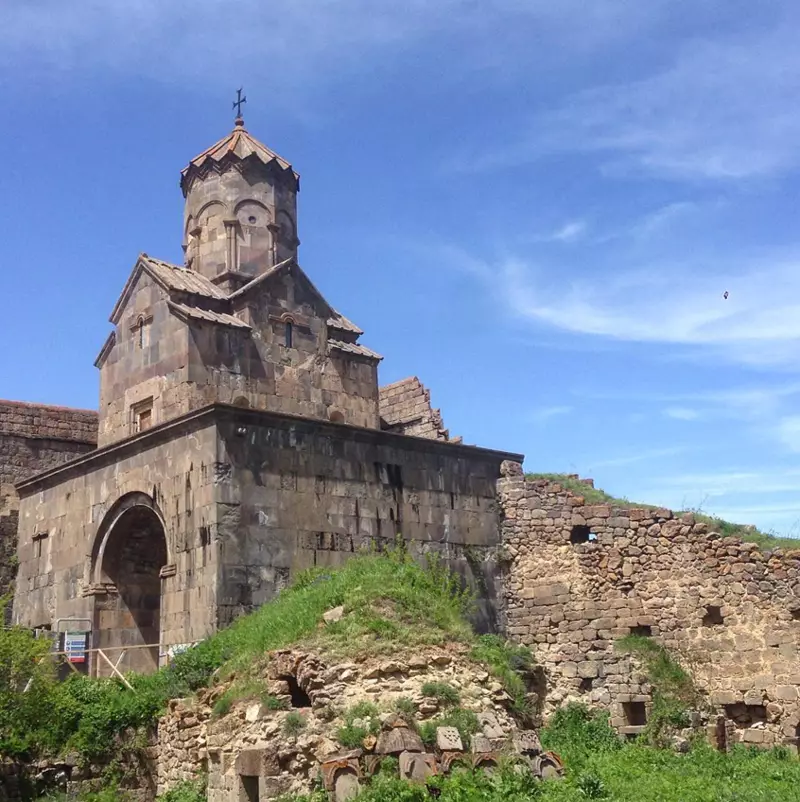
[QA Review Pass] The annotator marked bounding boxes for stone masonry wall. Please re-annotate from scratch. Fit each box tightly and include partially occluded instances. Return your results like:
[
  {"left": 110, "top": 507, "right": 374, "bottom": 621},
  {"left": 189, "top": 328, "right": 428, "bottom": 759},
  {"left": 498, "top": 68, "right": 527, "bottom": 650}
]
[
  {"left": 379, "top": 377, "right": 457, "bottom": 442},
  {"left": 498, "top": 463, "right": 800, "bottom": 748},
  {"left": 0, "top": 401, "right": 97, "bottom": 618},
  {"left": 13, "top": 417, "right": 220, "bottom": 665}
]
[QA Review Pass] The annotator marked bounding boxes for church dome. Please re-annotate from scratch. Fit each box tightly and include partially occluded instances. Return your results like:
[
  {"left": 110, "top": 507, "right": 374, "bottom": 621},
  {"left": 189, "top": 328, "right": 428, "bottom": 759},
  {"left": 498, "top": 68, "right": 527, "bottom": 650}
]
[{"left": 180, "top": 118, "right": 299, "bottom": 197}]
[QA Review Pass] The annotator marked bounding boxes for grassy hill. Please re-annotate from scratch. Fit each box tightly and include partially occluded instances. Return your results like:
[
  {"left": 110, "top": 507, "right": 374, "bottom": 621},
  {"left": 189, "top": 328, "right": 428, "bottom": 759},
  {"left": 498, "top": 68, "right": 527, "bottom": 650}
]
[{"left": 3, "top": 548, "right": 800, "bottom": 802}]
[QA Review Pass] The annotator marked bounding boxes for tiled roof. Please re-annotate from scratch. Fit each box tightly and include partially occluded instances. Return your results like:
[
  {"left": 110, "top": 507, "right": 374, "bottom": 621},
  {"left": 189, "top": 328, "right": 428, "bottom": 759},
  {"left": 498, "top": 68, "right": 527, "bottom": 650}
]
[
  {"left": 168, "top": 301, "right": 251, "bottom": 329},
  {"left": 327, "top": 311, "right": 363, "bottom": 335},
  {"left": 181, "top": 119, "right": 299, "bottom": 193},
  {"left": 328, "top": 339, "right": 382, "bottom": 360},
  {"left": 142, "top": 255, "right": 229, "bottom": 300}
]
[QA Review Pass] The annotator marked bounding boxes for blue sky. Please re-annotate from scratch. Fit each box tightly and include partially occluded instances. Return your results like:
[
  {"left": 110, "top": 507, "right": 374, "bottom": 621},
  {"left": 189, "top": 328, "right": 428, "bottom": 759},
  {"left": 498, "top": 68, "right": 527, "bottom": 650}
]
[{"left": 2, "top": 0, "right": 800, "bottom": 536}]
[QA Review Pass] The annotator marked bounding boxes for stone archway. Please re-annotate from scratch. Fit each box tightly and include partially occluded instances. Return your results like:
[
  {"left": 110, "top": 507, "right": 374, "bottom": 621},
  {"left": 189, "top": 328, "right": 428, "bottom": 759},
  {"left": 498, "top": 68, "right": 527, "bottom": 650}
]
[{"left": 91, "top": 495, "right": 168, "bottom": 675}]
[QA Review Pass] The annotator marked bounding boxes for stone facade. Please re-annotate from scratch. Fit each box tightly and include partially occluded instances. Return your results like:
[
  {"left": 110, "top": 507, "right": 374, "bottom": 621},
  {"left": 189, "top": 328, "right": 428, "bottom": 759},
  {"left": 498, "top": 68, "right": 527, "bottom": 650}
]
[
  {"left": 0, "top": 401, "right": 97, "bottom": 618},
  {"left": 498, "top": 464, "right": 800, "bottom": 748},
  {"left": 13, "top": 404, "right": 518, "bottom": 674}
]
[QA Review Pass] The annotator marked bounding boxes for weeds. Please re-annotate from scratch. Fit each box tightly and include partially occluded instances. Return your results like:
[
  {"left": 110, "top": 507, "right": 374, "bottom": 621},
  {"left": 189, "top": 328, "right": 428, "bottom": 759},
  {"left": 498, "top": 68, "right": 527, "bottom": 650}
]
[
  {"left": 420, "top": 681, "right": 460, "bottom": 706},
  {"left": 337, "top": 701, "right": 380, "bottom": 748},
  {"left": 470, "top": 634, "right": 536, "bottom": 716},
  {"left": 283, "top": 711, "right": 307, "bottom": 737},
  {"left": 615, "top": 635, "right": 703, "bottom": 745}
]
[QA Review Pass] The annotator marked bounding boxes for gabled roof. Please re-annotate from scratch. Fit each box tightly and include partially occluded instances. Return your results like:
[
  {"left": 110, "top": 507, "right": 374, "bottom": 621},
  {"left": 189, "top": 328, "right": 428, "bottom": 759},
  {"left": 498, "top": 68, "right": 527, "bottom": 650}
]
[
  {"left": 328, "top": 339, "right": 382, "bottom": 361},
  {"left": 167, "top": 301, "right": 251, "bottom": 330},
  {"left": 109, "top": 254, "right": 227, "bottom": 324},
  {"left": 181, "top": 119, "right": 299, "bottom": 195},
  {"left": 327, "top": 311, "right": 363, "bottom": 335}
]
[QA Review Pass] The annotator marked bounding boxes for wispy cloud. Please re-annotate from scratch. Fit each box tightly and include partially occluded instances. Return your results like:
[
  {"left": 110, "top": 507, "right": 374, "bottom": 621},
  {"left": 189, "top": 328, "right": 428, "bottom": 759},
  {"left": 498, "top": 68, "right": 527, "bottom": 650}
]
[
  {"left": 549, "top": 221, "right": 587, "bottom": 243},
  {"left": 456, "top": 12, "right": 800, "bottom": 180},
  {"left": 530, "top": 405, "right": 572, "bottom": 422},
  {"left": 0, "top": 0, "right": 681, "bottom": 92},
  {"left": 664, "top": 407, "right": 700, "bottom": 421},
  {"left": 494, "top": 252, "right": 800, "bottom": 368},
  {"left": 775, "top": 417, "right": 800, "bottom": 453},
  {"left": 588, "top": 446, "right": 686, "bottom": 470}
]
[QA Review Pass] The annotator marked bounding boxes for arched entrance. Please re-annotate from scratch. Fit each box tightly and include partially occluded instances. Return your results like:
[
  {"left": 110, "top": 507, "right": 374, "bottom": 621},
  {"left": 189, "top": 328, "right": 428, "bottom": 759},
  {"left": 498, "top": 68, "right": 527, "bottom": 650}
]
[{"left": 91, "top": 495, "right": 168, "bottom": 675}]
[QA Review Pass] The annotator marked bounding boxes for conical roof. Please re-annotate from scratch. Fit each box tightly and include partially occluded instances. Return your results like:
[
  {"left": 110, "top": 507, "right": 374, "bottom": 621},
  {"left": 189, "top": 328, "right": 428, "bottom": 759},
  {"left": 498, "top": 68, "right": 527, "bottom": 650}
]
[{"left": 180, "top": 118, "right": 299, "bottom": 195}]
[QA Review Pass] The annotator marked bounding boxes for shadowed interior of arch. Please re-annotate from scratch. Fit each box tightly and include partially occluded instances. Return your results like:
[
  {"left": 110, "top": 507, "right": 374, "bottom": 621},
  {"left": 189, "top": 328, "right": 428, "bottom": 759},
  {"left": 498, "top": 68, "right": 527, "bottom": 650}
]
[{"left": 94, "top": 505, "right": 167, "bottom": 675}]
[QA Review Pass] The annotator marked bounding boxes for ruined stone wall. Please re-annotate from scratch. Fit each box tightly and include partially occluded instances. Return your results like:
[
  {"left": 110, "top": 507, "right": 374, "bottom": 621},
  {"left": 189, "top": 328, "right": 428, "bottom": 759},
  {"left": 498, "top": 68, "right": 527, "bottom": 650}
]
[
  {"left": 499, "top": 464, "right": 800, "bottom": 747},
  {"left": 0, "top": 400, "right": 97, "bottom": 618},
  {"left": 379, "top": 377, "right": 455, "bottom": 441},
  {"left": 158, "top": 645, "right": 544, "bottom": 800}
]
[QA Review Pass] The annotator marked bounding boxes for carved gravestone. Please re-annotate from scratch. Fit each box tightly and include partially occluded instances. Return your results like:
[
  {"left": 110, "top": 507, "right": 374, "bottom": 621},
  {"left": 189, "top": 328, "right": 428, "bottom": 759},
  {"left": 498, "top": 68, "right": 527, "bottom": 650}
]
[
  {"left": 470, "top": 734, "right": 493, "bottom": 754},
  {"left": 399, "top": 750, "right": 438, "bottom": 783},
  {"left": 513, "top": 730, "right": 542, "bottom": 755},
  {"left": 478, "top": 710, "right": 505, "bottom": 740},
  {"left": 436, "top": 726, "right": 463, "bottom": 752},
  {"left": 333, "top": 768, "right": 360, "bottom": 802},
  {"left": 376, "top": 726, "right": 424, "bottom": 755}
]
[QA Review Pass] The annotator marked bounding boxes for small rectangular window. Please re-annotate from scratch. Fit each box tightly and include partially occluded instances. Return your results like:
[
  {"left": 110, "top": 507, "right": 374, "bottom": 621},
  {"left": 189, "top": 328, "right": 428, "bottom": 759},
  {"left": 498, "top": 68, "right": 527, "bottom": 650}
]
[
  {"left": 131, "top": 398, "right": 154, "bottom": 434},
  {"left": 623, "top": 701, "right": 647, "bottom": 726},
  {"left": 33, "top": 531, "right": 49, "bottom": 560},
  {"left": 285, "top": 321, "right": 293, "bottom": 348}
]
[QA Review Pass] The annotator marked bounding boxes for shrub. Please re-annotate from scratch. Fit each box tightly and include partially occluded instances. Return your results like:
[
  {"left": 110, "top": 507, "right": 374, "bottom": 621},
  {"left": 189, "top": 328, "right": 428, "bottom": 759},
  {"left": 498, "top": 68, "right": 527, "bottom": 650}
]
[
  {"left": 420, "top": 681, "right": 460, "bottom": 706},
  {"left": 540, "top": 703, "right": 621, "bottom": 773},
  {"left": 394, "top": 696, "right": 417, "bottom": 720},
  {"left": 337, "top": 701, "right": 380, "bottom": 748},
  {"left": 469, "top": 634, "right": 536, "bottom": 717},
  {"left": 615, "top": 635, "right": 703, "bottom": 745},
  {"left": 284, "top": 711, "right": 307, "bottom": 737},
  {"left": 157, "top": 775, "right": 207, "bottom": 802}
]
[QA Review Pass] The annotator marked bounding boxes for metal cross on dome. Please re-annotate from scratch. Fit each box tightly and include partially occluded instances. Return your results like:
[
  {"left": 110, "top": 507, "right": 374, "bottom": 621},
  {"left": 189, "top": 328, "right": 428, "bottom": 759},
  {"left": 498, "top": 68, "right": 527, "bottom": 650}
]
[{"left": 232, "top": 87, "right": 247, "bottom": 119}]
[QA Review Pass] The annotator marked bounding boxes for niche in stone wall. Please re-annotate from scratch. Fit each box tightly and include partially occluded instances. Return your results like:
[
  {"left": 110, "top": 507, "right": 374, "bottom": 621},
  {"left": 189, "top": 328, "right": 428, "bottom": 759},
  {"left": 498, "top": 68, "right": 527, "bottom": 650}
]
[
  {"left": 281, "top": 674, "right": 311, "bottom": 708},
  {"left": 240, "top": 775, "right": 259, "bottom": 802},
  {"left": 791, "top": 607, "right": 800, "bottom": 621},
  {"left": 723, "top": 703, "right": 767, "bottom": 727},
  {"left": 622, "top": 701, "right": 647, "bottom": 727},
  {"left": 570, "top": 525, "right": 597, "bottom": 544},
  {"left": 702, "top": 605, "right": 724, "bottom": 627},
  {"left": 629, "top": 624, "right": 652, "bottom": 637}
]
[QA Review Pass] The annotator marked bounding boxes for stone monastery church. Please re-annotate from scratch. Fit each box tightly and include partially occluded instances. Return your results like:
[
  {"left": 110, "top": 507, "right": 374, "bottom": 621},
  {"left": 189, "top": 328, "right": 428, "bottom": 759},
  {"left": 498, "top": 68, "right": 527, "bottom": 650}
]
[
  {"left": 3, "top": 112, "right": 800, "bottom": 750},
  {"left": 1, "top": 113, "right": 520, "bottom": 675}
]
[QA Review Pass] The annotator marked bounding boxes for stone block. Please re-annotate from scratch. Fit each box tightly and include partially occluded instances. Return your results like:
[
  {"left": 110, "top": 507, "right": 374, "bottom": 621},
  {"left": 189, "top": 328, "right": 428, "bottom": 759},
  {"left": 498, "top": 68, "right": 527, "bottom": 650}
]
[{"left": 436, "top": 726, "right": 463, "bottom": 751}]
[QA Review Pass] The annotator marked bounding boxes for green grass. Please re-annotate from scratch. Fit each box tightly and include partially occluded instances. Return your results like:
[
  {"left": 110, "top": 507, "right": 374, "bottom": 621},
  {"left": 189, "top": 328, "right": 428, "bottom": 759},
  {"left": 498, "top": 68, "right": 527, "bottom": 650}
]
[
  {"left": 283, "top": 711, "right": 307, "bottom": 737},
  {"left": 284, "top": 703, "right": 800, "bottom": 800},
  {"left": 2, "top": 547, "right": 536, "bottom": 768},
  {"left": 615, "top": 635, "right": 704, "bottom": 745},
  {"left": 337, "top": 701, "right": 381, "bottom": 748},
  {"left": 525, "top": 473, "right": 800, "bottom": 551},
  {"left": 470, "top": 634, "right": 536, "bottom": 716},
  {"left": 210, "top": 680, "right": 288, "bottom": 718},
  {"left": 420, "top": 681, "right": 460, "bottom": 706}
]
